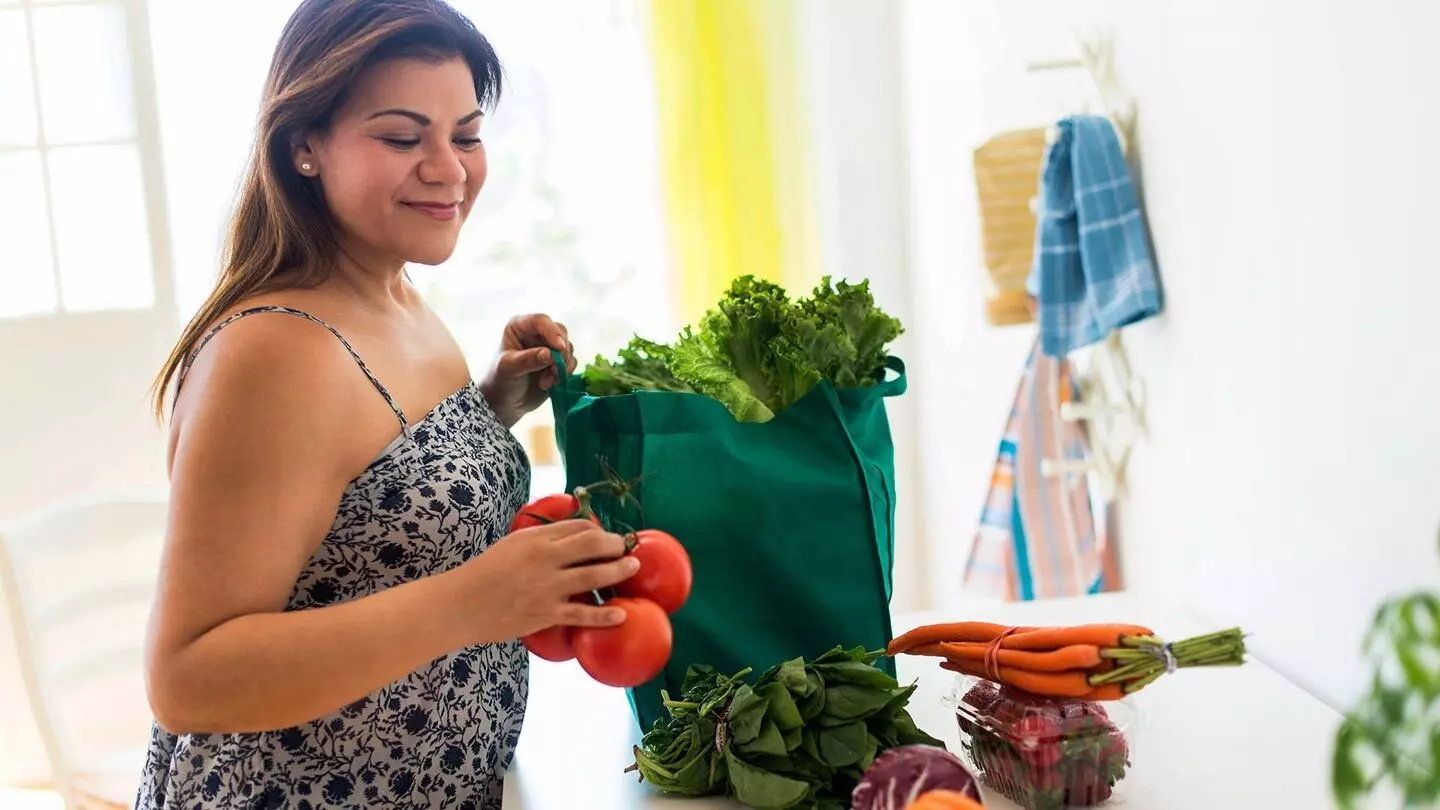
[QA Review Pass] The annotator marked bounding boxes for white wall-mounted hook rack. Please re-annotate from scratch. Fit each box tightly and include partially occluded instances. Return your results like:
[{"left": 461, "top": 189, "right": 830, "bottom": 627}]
[{"left": 1026, "top": 29, "right": 1148, "bottom": 505}]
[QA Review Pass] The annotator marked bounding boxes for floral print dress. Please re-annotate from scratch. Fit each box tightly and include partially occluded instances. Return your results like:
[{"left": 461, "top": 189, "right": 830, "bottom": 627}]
[{"left": 136, "top": 306, "right": 532, "bottom": 810}]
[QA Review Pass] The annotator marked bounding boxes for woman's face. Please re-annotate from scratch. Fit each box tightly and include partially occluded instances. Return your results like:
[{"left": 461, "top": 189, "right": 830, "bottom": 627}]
[{"left": 296, "top": 56, "right": 487, "bottom": 269}]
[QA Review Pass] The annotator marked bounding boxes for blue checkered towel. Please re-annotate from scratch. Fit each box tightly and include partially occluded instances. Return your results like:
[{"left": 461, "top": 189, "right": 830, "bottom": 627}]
[{"left": 1026, "top": 115, "right": 1161, "bottom": 357}]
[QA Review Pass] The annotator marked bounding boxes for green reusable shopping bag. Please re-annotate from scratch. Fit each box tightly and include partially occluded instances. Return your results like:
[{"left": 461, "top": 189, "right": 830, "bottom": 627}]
[{"left": 547, "top": 349, "right": 907, "bottom": 732}]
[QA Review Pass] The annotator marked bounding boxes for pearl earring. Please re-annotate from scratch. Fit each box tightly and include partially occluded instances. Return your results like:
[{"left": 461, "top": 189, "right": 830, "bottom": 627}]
[{"left": 300, "top": 162, "right": 313, "bottom": 173}]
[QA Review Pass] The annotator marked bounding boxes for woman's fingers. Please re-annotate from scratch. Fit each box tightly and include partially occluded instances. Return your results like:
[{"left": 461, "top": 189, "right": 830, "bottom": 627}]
[
  {"left": 554, "top": 322, "right": 577, "bottom": 373},
  {"left": 561, "top": 556, "right": 639, "bottom": 595},
  {"left": 511, "top": 518, "right": 597, "bottom": 541},
  {"left": 552, "top": 527, "right": 627, "bottom": 564},
  {"left": 557, "top": 601, "right": 627, "bottom": 627}
]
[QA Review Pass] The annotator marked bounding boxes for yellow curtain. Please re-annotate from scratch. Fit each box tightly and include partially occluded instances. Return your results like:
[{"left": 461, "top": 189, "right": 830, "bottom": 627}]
[{"left": 645, "top": 0, "right": 819, "bottom": 327}]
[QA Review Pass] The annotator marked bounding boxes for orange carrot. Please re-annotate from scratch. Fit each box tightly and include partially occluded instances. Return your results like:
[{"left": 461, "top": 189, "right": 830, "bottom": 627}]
[
  {"left": 906, "top": 789, "right": 986, "bottom": 810},
  {"left": 939, "top": 661, "right": 1129, "bottom": 702},
  {"left": 938, "top": 660, "right": 1094, "bottom": 698},
  {"left": 995, "top": 623, "right": 1154, "bottom": 652},
  {"left": 936, "top": 641, "right": 1103, "bottom": 672},
  {"left": 886, "top": 621, "right": 1015, "bottom": 655},
  {"left": 1076, "top": 682, "right": 1126, "bottom": 701},
  {"left": 902, "top": 643, "right": 950, "bottom": 658},
  {"left": 890, "top": 622, "right": 1154, "bottom": 657}
]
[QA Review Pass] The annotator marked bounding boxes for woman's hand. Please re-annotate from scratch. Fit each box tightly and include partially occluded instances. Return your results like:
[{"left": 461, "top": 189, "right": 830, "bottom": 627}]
[
  {"left": 478, "top": 313, "right": 578, "bottom": 427},
  {"left": 456, "top": 519, "right": 639, "bottom": 645}
]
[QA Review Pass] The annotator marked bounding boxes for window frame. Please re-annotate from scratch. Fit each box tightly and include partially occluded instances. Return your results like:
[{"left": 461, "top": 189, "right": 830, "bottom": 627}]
[{"left": 0, "top": 0, "right": 176, "bottom": 327}]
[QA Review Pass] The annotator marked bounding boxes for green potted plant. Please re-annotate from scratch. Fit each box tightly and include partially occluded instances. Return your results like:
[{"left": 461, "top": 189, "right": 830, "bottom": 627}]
[{"left": 1332, "top": 528, "right": 1440, "bottom": 808}]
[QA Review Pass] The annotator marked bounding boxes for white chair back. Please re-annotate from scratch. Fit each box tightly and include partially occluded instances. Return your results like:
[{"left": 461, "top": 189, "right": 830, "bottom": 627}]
[{"left": 0, "top": 491, "right": 167, "bottom": 809}]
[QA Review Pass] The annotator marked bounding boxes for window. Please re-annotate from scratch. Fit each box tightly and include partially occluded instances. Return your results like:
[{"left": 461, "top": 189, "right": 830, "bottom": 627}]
[{"left": 0, "top": 0, "right": 166, "bottom": 318}]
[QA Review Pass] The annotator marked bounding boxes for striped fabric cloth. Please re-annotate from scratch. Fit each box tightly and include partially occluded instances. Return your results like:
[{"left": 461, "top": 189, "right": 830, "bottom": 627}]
[
  {"left": 960, "top": 380, "right": 1024, "bottom": 600},
  {"left": 963, "top": 339, "right": 1107, "bottom": 600},
  {"left": 1027, "top": 114, "right": 1161, "bottom": 358}
]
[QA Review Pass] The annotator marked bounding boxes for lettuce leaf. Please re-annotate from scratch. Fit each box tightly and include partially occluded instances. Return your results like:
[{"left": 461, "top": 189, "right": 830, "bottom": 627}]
[
  {"left": 796, "top": 276, "right": 903, "bottom": 389},
  {"left": 578, "top": 274, "right": 902, "bottom": 422},
  {"left": 582, "top": 336, "right": 694, "bottom": 396},
  {"left": 670, "top": 325, "right": 775, "bottom": 422}
]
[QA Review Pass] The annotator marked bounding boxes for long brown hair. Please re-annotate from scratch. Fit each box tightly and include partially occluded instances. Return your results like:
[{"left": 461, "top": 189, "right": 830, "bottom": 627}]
[{"left": 151, "top": 0, "right": 501, "bottom": 419}]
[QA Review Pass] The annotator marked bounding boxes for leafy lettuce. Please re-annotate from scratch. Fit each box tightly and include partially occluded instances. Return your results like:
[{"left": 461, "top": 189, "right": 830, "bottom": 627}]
[{"left": 580, "top": 275, "right": 903, "bottom": 422}]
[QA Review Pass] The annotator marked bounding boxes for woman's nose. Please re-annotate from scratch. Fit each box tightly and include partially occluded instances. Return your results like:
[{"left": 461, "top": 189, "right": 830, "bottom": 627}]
[{"left": 419, "top": 146, "right": 466, "bottom": 187}]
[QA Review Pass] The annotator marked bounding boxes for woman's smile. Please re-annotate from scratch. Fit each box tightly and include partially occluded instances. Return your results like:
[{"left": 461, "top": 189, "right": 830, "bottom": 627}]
[{"left": 401, "top": 200, "right": 461, "bottom": 221}]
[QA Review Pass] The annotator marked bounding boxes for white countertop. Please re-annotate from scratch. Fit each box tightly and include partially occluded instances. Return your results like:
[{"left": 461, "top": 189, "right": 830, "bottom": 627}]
[{"left": 500, "top": 592, "right": 1349, "bottom": 809}]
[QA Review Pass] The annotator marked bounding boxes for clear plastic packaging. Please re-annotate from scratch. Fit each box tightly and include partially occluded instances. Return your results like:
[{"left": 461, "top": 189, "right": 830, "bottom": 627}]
[{"left": 942, "top": 674, "right": 1138, "bottom": 809}]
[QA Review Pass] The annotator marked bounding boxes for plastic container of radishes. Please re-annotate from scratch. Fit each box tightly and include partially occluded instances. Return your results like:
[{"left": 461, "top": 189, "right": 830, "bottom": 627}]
[{"left": 942, "top": 674, "right": 1138, "bottom": 810}]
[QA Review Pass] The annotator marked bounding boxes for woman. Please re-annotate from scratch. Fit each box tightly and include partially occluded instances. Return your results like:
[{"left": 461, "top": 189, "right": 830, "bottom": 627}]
[{"left": 136, "top": 1, "right": 637, "bottom": 807}]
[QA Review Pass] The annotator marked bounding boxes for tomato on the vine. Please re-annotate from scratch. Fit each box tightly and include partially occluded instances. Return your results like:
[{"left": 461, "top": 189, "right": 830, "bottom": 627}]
[
  {"left": 521, "top": 625, "right": 576, "bottom": 662},
  {"left": 509, "top": 493, "right": 600, "bottom": 533},
  {"left": 613, "top": 530, "right": 692, "bottom": 614},
  {"left": 572, "top": 597, "right": 672, "bottom": 688},
  {"left": 521, "top": 592, "right": 600, "bottom": 662}
]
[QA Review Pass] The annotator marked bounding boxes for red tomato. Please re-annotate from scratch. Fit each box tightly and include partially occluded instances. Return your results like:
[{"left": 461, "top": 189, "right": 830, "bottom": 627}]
[
  {"left": 509, "top": 493, "right": 599, "bottom": 533},
  {"left": 521, "top": 593, "right": 600, "bottom": 662},
  {"left": 572, "top": 597, "right": 673, "bottom": 688},
  {"left": 613, "top": 530, "right": 692, "bottom": 614},
  {"left": 522, "top": 625, "right": 575, "bottom": 662}
]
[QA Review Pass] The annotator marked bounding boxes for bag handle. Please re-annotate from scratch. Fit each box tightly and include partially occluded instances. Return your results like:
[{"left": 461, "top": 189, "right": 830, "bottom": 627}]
[
  {"left": 547, "top": 348, "right": 583, "bottom": 442},
  {"left": 548, "top": 347, "right": 574, "bottom": 386},
  {"left": 874, "top": 356, "right": 906, "bottom": 398}
]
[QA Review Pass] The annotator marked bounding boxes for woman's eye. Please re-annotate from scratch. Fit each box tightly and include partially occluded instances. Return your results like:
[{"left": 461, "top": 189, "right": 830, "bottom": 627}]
[
  {"left": 455, "top": 137, "right": 483, "bottom": 150},
  {"left": 380, "top": 137, "right": 420, "bottom": 150}
]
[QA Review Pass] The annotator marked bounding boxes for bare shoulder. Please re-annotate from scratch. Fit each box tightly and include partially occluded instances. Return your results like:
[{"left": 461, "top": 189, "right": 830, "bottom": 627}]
[
  {"left": 169, "top": 304, "right": 380, "bottom": 479},
  {"left": 177, "top": 306, "right": 358, "bottom": 414}
]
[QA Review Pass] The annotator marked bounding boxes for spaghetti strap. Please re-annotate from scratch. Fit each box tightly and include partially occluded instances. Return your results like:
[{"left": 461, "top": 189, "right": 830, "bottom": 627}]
[{"left": 176, "top": 305, "right": 411, "bottom": 436}]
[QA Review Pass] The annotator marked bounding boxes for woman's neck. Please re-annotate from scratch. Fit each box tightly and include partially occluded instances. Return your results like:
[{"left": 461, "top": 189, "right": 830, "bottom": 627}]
[{"left": 330, "top": 242, "right": 419, "bottom": 315}]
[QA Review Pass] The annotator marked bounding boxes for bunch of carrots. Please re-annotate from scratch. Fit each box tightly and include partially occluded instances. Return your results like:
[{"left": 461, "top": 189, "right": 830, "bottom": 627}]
[{"left": 887, "top": 621, "right": 1247, "bottom": 700}]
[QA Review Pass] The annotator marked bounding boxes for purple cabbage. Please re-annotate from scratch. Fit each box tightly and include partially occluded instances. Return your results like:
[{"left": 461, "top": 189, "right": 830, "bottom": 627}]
[{"left": 851, "top": 745, "right": 982, "bottom": 809}]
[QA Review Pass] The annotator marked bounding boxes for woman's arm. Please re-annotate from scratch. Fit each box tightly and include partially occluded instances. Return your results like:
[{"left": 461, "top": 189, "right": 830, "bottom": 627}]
[{"left": 145, "top": 317, "right": 630, "bottom": 734}]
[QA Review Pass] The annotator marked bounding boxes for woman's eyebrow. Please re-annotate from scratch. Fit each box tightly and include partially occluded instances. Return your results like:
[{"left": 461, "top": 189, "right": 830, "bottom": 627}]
[{"left": 365, "top": 108, "right": 484, "bottom": 126}]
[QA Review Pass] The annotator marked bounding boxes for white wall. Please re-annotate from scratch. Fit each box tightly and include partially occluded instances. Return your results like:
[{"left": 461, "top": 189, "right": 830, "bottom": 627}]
[
  {"left": 1101, "top": 2, "right": 1440, "bottom": 710},
  {"left": 900, "top": 0, "right": 1440, "bottom": 711},
  {"left": 797, "top": 0, "right": 933, "bottom": 613},
  {"left": 897, "top": 0, "right": 1072, "bottom": 613}
]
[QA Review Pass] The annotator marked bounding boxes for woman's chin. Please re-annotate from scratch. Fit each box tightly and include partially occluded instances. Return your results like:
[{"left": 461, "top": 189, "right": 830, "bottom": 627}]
[{"left": 400, "top": 242, "right": 461, "bottom": 268}]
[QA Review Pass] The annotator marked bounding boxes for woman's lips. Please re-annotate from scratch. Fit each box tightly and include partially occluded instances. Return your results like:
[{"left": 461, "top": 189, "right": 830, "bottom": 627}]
[{"left": 403, "top": 202, "right": 460, "bottom": 221}]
